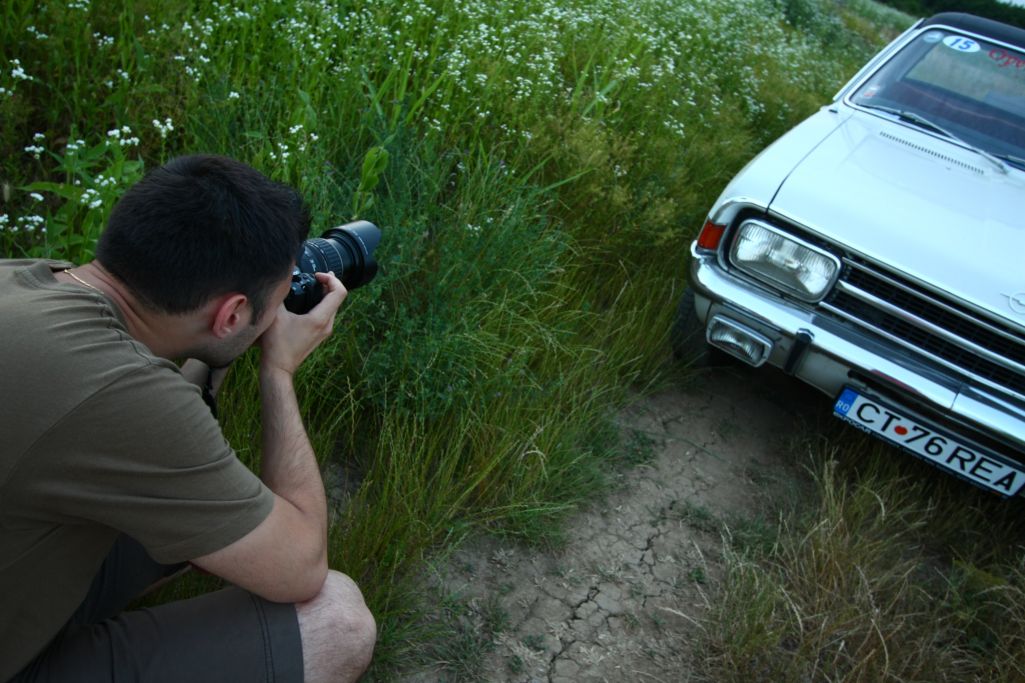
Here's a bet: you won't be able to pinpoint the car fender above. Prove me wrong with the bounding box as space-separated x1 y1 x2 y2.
708 108 852 226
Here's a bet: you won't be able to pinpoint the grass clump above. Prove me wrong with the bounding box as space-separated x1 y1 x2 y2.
700 431 1025 682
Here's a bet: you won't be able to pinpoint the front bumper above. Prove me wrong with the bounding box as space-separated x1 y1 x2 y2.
689 244 1025 461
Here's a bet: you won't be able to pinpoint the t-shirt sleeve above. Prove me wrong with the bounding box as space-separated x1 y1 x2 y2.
21 363 274 564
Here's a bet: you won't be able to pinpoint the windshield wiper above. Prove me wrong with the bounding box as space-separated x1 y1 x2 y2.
993 152 1025 171
859 103 1008 174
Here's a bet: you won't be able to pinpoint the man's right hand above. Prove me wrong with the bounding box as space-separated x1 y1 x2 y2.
259 272 347 377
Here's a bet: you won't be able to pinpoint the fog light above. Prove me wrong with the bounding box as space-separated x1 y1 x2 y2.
707 316 773 367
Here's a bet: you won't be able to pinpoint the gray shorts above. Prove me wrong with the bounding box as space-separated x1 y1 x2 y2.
10 536 303 683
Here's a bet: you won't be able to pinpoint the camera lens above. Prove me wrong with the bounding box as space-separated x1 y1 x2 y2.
284 220 380 314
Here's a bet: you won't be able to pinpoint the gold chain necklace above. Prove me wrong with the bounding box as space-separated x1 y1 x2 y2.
63 268 103 294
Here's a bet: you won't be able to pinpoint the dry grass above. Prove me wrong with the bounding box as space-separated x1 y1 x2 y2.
699 429 1025 682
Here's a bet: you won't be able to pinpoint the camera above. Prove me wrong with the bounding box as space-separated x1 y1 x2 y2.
284 220 381 314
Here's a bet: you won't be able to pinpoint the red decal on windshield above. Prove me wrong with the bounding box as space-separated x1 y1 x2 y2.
989 48 1025 69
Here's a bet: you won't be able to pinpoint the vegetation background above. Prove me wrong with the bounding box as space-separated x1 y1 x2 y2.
3 0 1024 679
876 0 1025 27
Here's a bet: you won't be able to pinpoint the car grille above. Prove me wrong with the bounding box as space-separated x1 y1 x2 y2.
820 259 1025 400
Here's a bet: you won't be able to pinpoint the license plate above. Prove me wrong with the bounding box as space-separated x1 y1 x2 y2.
833 387 1025 497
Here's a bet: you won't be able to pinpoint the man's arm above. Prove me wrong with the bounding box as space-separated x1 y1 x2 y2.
192 273 347 603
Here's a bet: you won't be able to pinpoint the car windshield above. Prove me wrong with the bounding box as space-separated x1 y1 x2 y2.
850 28 1025 166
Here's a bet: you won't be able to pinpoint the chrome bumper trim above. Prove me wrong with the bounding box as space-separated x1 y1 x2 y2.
690 246 1025 455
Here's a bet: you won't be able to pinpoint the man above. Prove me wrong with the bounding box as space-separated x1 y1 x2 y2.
0 155 376 682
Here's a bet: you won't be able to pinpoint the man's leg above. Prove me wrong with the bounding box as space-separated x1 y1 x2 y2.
71 535 187 626
16 585 304 682
296 570 377 683
13 538 376 682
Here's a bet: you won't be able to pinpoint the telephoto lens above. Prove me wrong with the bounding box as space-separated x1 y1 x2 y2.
284 220 381 314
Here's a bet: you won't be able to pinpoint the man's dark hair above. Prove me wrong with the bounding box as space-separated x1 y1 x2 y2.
96 155 308 318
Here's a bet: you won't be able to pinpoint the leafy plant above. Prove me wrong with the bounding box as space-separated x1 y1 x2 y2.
13 133 143 261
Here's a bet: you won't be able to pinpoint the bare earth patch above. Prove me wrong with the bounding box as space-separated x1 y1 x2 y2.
400 367 827 682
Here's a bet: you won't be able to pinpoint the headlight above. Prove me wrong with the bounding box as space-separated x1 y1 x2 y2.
729 220 840 302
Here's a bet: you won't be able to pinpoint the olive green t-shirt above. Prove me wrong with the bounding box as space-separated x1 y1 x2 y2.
0 260 275 679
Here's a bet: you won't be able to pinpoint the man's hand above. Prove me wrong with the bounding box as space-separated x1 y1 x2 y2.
259 272 347 377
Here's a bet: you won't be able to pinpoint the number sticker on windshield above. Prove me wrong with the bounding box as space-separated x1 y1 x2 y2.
943 36 980 53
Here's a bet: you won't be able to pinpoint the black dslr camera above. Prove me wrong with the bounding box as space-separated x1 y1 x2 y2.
283 220 381 314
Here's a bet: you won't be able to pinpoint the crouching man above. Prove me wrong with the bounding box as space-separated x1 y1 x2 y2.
0 155 376 682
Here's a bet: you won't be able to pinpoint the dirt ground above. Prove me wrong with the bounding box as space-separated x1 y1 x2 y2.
400 366 831 682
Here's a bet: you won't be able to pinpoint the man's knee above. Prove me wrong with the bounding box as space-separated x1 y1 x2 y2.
297 570 376 681
322 570 376 647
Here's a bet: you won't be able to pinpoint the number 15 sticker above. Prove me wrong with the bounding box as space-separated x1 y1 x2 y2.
943 35 980 52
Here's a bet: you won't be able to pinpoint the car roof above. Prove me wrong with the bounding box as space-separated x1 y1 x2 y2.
922 12 1025 50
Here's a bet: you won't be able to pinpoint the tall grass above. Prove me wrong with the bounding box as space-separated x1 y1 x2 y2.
700 429 1025 682
1 0 910 673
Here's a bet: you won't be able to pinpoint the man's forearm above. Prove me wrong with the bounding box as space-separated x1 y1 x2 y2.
188 365 330 603
259 367 328 555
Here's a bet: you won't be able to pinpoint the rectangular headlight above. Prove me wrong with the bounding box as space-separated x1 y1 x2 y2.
729 220 840 302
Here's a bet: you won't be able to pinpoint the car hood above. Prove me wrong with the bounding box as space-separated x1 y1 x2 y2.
770 110 1025 331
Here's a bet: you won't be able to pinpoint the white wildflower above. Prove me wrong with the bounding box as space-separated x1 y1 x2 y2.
153 118 174 139
18 215 45 232
80 189 102 210
11 59 30 81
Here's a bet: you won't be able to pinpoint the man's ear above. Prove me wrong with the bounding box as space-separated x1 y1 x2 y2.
209 293 250 339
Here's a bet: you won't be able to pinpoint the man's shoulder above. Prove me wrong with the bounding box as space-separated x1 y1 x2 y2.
1 257 169 370
0 269 186 476
0 257 73 281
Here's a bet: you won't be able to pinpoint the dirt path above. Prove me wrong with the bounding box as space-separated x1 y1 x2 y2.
401 367 829 682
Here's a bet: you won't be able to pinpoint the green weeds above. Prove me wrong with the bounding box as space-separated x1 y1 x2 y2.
14 135 143 261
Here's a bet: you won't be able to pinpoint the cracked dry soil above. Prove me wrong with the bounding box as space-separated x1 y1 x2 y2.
400 367 827 682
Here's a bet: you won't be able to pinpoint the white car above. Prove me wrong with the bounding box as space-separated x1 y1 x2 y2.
679 12 1025 496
